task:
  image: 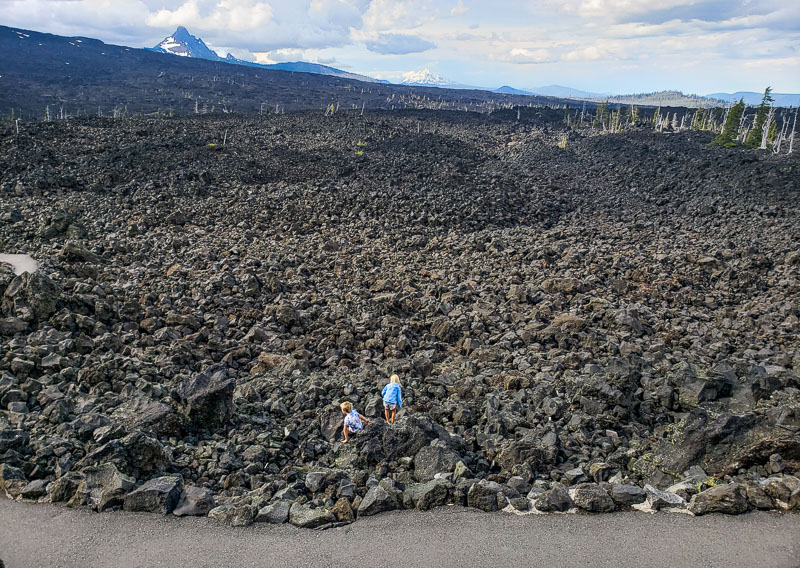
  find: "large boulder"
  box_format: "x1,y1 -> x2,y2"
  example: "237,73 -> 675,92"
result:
173,366 -> 235,432
20,479 -> 49,500
75,431 -> 169,479
744,482 -> 774,510
335,416 -> 442,470
610,484 -> 646,507
642,408 -> 800,488
123,475 -> 183,514
255,500 -> 292,524
467,479 -> 504,512
319,408 -> 344,441
570,483 -> 616,513
688,483 -> 749,515
533,483 -> 573,512
644,484 -> 686,510
111,397 -> 183,438
173,486 -> 215,517
358,486 -> 399,517
0,464 -> 27,498
402,479 -> 452,511
208,503 -> 256,526
0,317 -> 28,335
414,443 -> 461,482
47,472 -> 84,503
289,502 -> 335,528
1,272 -> 61,321
67,463 -> 135,511
330,498 -> 355,523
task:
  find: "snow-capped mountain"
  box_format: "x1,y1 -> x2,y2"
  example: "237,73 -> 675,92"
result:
151,26 -> 221,61
400,68 -> 456,87
150,27 -> 384,83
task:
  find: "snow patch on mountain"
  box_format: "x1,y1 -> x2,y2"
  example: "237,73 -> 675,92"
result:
400,68 -> 454,87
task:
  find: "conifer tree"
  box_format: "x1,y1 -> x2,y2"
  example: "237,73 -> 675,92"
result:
712,99 -> 745,146
745,87 -> 773,148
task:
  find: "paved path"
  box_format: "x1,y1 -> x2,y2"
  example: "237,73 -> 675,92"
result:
1,500 -> 799,568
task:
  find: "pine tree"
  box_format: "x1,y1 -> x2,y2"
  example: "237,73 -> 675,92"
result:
712,99 -> 745,147
745,87 -> 774,148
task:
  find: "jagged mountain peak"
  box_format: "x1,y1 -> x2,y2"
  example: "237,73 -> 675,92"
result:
153,27 -> 220,61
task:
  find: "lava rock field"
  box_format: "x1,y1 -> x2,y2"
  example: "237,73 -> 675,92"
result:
1,110 -> 799,525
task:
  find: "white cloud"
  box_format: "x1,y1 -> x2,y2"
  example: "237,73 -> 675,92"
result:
361,0 -> 435,31
562,45 -> 608,61
451,0 -> 468,16
147,0 -> 273,31
365,32 -> 435,54
504,47 -> 554,64
561,0 -> 700,20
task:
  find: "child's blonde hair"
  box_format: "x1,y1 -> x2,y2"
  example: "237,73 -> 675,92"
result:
390,374 -> 401,386
340,401 -> 353,413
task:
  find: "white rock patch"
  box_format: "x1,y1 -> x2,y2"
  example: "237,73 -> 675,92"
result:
0,254 -> 38,275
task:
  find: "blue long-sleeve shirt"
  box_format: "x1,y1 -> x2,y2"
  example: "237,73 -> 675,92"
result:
382,382 -> 403,408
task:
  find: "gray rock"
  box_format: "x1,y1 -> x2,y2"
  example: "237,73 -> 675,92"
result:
1,271 -> 61,321
644,484 -> 686,510
75,431 -> 169,479
452,461 -> 473,482
173,366 -> 235,432
564,467 -> 587,485
414,443 -> 461,482
173,486 -> 215,516
506,476 -> 532,495
0,317 -> 28,335
47,472 -> 84,503
666,480 -> 699,501
610,484 -> 646,507
402,478 -> 452,511
744,482 -> 773,510
289,502 -> 335,528
208,503 -> 256,526
467,479 -> 504,512
305,472 -> 327,493
255,500 -> 292,523
123,475 -> 183,514
20,479 -> 49,500
570,483 -> 616,513
689,483 -> 749,515
534,483 -> 573,512
766,453 -> 784,474
337,479 -> 356,500
68,463 -> 135,511
358,486 -> 398,517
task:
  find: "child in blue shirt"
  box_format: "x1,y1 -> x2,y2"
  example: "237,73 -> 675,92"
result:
381,374 -> 403,424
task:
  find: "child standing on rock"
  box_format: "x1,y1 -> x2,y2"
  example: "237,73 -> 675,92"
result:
341,401 -> 370,444
382,374 -> 403,424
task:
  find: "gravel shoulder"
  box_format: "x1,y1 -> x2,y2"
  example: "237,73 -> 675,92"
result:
1,500 -> 799,568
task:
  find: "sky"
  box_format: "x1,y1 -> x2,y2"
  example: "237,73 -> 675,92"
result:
2,0 -> 799,93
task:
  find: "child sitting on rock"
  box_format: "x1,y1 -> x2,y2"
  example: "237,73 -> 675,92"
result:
340,401 -> 370,444
381,374 -> 403,424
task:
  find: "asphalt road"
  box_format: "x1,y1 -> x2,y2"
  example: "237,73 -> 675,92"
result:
1,500 -> 799,568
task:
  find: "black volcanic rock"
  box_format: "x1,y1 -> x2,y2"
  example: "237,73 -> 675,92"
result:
0,110 -> 798,529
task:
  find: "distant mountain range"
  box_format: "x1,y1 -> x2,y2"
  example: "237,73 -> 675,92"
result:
707,91 -> 800,107
150,26 -> 385,84
147,28 -> 800,106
